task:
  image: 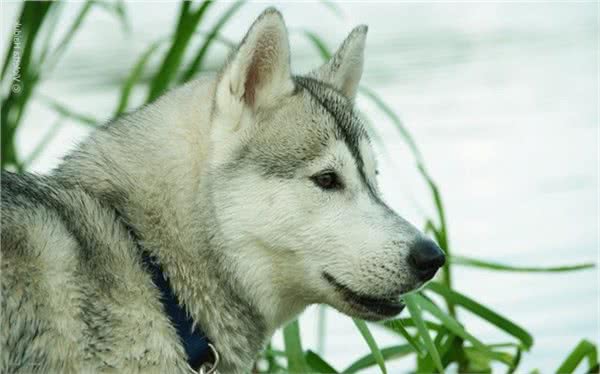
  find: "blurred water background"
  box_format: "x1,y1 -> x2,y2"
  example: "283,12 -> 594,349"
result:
1,1 -> 598,372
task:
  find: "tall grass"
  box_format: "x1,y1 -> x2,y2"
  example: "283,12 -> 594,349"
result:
1,2 -> 596,373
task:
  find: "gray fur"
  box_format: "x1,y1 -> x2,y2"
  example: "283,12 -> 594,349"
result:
1,8 -> 436,374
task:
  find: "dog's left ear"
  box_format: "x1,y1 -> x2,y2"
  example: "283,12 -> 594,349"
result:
310,25 -> 368,101
215,8 -> 293,113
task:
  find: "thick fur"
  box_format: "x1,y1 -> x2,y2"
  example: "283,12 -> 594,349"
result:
1,8 -> 432,373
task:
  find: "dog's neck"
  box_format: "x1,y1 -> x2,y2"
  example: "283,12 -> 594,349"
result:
54,77 -> 307,372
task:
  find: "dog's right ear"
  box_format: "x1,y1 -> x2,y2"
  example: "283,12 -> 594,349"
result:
215,8 -> 293,119
309,25 -> 367,101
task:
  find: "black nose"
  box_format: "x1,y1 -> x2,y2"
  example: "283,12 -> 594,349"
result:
409,239 -> 446,281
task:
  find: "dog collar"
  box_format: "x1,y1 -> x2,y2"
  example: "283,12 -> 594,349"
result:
140,251 -> 217,372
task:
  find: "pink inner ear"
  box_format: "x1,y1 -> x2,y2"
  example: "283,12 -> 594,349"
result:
242,32 -> 278,108
243,54 -> 260,107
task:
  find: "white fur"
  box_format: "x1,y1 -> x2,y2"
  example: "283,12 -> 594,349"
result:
2,8 -> 435,373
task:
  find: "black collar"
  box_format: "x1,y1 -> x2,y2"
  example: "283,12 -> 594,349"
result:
140,251 -> 213,370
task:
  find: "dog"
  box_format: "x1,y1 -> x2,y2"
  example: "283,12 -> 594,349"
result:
1,8 -> 445,373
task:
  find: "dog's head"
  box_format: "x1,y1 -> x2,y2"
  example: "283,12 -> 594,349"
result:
207,8 -> 445,321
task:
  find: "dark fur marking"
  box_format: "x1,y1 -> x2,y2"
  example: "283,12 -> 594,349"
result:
293,76 -> 382,200
1,171 -> 117,291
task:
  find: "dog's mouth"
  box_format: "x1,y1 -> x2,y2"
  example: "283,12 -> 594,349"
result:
323,272 -> 405,319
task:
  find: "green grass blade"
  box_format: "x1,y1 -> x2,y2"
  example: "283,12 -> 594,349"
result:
37,5 -> 64,65
427,282 -> 533,350
556,339 -> 597,373
352,319 -> 387,374
382,318 -> 427,356
462,346 -> 494,373
359,112 -> 387,154
93,0 -> 131,34
1,2 -> 52,80
358,86 -> 424,164
179,0 -> 244,82
147,0 -> 213,101
303,30 -> 332,61
114,0 -> 130,33
450,255 -> 595,273
305,350 -> 338,373
343,345 -> 413,373
318,0 -> 344,19
508,345 -> 523,374
45,1 -> 93,71
263,347 -> 287,357
1,1 -> 53,170
437,330 -> 460,368
115,41 -> 161,116
38,95 -> 100,127
283,319 -> 309,373
383,317 -> 443,332
263,342 -> 285,372
404,294 -> 444,373
414,293 -> 511,365
417,165 -> 448,249
418,328 -> 455,372
418,165 -> 455,315
0,17 -> 18,81
22,116 -> 64,168
424,219 -> 444,249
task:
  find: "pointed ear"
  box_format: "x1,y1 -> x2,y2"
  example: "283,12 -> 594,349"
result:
215,8 -> 293,112
310,25 -> 368,101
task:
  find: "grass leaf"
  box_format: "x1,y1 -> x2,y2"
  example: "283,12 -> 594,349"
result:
1,2 -> 53,169
179,0 -> 244,82
418,328 -> 456,372
22,116 -> 64,168
115,41 -> 162,116
38,95 -> 100,127
352,319 -> 387,374
283,319 -> 309,372
147,1 -> 213,101
358,86 -> 423,164
556,339 -> 598,373
44,1 -> 93,72
263,343 -> 285,372
404,294 -> 444,372
92,0 -> 131,34
302,29 -> 332,61
383,317 -> 443,332
427,282 -> 533,350
414,293 -> 512,365
450,255 -> 595,273
382,318 -> 427,356
305,350 -> 338,373
318,0 -> 344,19
417,165 -> 448,249
343,345 -> 413,373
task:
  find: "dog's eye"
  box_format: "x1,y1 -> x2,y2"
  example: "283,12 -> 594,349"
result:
311,171 -> 342,190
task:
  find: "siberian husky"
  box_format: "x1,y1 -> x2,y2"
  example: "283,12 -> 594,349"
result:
1,8 -> 445,373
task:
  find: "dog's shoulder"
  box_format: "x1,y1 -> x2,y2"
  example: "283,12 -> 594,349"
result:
2,171 -> 107,259
1,171 -> 188,372
1,171 -> 74,260
1,170 -> 145,285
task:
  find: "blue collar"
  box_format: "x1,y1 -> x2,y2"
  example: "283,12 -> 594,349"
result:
140,252 -> 212,370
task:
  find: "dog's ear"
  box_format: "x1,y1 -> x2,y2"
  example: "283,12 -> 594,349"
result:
215,8 -> 293,112
310,25 -> 368,101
